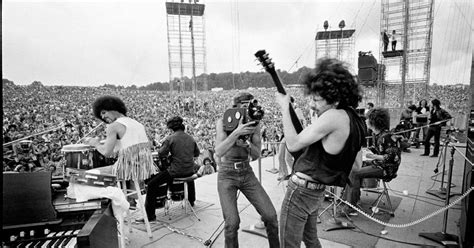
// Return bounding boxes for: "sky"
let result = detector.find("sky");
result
[2,0,472,87]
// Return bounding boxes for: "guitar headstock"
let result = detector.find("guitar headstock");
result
[254,50,275,72]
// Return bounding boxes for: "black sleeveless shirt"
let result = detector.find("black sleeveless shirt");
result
[293,107,366,187]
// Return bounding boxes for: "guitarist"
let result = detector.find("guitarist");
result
[275,58,366,247]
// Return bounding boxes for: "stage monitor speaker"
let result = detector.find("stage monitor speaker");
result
[358,54,377,69]
[358,68,377,82]
[460,110,474,248]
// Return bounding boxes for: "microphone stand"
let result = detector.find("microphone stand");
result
[426,130,458,200]
[319,186,355,231]
[419,145,459,246]
[3,123,65,147]
[426,138,451,199]
[75,122,104,144]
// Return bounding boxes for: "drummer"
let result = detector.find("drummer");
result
[84,96,157,202]
[341,107,402,215]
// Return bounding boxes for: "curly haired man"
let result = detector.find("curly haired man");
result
[275,58,366,247]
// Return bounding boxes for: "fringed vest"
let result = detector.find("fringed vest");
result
[112,117,157,180]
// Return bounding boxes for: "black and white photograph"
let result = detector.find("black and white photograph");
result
[2,0,473,247]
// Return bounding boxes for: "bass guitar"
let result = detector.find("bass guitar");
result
[254,50,303,161]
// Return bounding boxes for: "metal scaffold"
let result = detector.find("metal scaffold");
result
[380,0,435,107]
[315,21,356,73]
[166,0,207,95]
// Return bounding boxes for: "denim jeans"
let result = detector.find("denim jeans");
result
[343,164,384,205]
[424,126,441,155]
[218,166,280,248]
[145,170,195,220]
[413,123,428,142]
[279,179,325,248]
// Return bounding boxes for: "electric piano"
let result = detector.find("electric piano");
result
[2,171,118,248]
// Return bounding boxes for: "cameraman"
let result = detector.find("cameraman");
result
[214,92,279,248]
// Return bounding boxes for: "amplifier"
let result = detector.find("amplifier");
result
[358,68,377,82]
[358,54,377,69]
[460,108,474,248]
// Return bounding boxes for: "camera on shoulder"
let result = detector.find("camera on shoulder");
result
[223,99,264,132]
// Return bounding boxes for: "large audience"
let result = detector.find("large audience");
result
[2,81,469,173]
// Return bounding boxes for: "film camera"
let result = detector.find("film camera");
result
[223,98,264,132]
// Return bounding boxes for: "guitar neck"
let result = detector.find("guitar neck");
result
[267,68,303,134]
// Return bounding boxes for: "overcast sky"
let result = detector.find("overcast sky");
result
[2,0,472,87]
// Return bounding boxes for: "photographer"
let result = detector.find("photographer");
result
[214,92,279,248]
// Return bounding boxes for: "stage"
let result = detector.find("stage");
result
[126,145,467,248]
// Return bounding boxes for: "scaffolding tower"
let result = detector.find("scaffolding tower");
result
[380,0,435,107]
[166,0,207,93]
[315,28,356,73]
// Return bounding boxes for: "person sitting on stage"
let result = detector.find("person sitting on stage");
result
[396,104,417,152]
[342,107,402,215]
[214,92,280,248]
[86,95,157,211]
[143,116,200,221]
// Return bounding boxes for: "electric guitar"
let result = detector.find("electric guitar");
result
[254,50,304,161]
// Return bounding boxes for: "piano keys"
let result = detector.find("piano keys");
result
[2,171,118,248]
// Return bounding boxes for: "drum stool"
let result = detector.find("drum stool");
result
[363,178,395,217]
[117,178,153,247]
[170,175,200,221]
[154,182,170,216]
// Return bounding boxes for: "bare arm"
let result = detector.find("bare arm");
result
[214,118,260,158]
[86,122,124,157]
[353,150,363,170]
[276,93,346,153]
[248,124,262,161]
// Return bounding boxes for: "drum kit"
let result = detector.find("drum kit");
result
[151,151,170,172]
[61,143,117,180]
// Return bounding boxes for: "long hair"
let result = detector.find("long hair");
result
[302,58,362,109]
[92,96,127,122]
[167,116,185,132]
[366,107,390,131]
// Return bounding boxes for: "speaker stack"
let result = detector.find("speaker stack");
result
[459,55,474,248]
[460,110,474,248]
[358,53,377,86]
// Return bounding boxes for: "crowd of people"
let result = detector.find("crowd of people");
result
[2,80,469,174]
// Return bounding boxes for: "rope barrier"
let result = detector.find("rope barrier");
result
[453,146,474,167]
[326,186,474,228]
[160,222,206,245]
[390,119,450,136]
[332,137,472,228]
